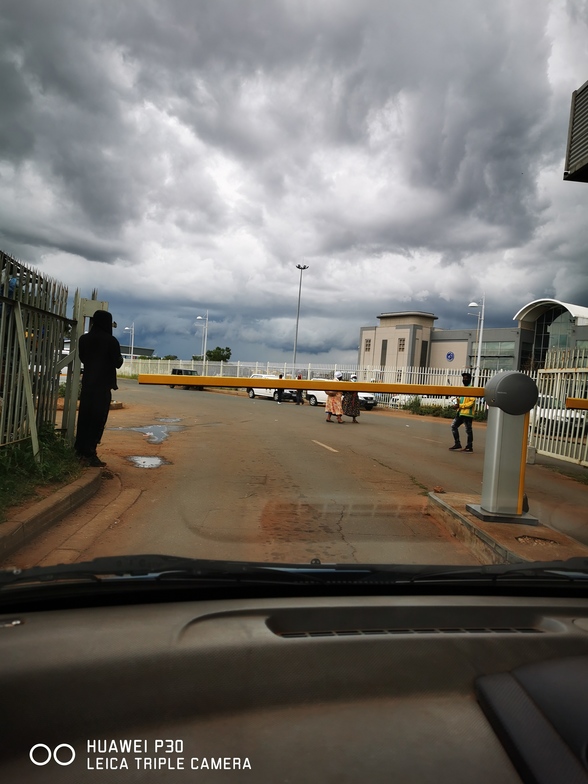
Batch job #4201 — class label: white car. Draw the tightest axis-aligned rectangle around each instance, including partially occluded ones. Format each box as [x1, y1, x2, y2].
[529, 395, 587, 435]
[305, 379, 377, 410]
[246, 374, 294, 402]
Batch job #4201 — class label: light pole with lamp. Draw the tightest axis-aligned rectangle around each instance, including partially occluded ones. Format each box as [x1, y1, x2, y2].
[196, 311, 209, 374]
[124, 323, 135, 369]
[468, 296, 485, 387]
[292, 264, 309, 371]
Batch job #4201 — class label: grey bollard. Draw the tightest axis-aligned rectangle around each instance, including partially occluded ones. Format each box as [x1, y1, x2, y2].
[466, 372, 539, 524]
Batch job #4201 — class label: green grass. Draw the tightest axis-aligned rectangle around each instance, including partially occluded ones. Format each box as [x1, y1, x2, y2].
[0, 424, 82, 523]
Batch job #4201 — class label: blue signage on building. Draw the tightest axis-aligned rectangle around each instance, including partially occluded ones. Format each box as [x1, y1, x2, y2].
[446, 351, 455, 362]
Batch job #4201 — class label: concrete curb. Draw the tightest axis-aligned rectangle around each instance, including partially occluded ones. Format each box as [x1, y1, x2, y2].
[428, 491, 588, 564]
[0, 469, 103, 561]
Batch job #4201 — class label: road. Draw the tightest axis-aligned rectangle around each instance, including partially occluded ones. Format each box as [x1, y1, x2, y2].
[8, 379, 588, 567]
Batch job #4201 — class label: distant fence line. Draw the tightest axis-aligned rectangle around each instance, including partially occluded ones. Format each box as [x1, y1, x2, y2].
[119, 358, 494, 386]
[119, 358, 500, 412]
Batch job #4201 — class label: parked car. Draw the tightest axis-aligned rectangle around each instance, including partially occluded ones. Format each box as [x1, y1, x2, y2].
[169, 368, 203, 390]
[305, 379, 377, 410]
[246, 374, 294, 402]
[529, 394, 587, 435]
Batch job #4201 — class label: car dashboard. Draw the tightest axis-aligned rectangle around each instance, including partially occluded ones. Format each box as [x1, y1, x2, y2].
[2, 591, 588, 783]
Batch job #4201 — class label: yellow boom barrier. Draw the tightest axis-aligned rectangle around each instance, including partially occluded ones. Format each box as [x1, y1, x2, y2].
[138, 374, 485, 398]
[566, 398, 588, 411]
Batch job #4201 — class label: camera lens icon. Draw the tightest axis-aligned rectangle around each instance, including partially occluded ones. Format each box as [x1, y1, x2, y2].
[29, 744, 76, 766]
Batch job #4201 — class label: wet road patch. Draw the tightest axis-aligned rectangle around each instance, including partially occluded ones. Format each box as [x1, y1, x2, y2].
[110, 423, 184, 444]
[127, 456, 171, 469]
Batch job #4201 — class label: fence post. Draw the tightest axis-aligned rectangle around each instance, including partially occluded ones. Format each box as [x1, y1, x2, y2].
[13, 302, 40, 461]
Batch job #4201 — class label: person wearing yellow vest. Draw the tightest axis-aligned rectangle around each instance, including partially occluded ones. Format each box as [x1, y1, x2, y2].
[449, 371, 476, 453]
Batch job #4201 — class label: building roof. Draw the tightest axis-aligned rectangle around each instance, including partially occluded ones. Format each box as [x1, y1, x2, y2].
[377, 311, 438, 320]
[514, 299, 588, 326]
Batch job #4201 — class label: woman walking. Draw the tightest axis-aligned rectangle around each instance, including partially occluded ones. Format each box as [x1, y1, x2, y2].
[326, 371, 344, 423]
[342, 374, 360, 423]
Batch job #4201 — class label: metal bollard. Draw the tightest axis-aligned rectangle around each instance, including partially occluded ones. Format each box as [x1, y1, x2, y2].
[466, 372, 539, 525]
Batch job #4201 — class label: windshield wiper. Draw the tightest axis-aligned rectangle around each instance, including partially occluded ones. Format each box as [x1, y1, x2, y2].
[0, 554, 376, 590]
[1, 555, 588, 590]
[404, 559, 588, 584]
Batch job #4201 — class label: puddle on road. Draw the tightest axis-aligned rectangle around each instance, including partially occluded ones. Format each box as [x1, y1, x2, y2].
[127, 456, 170, 469]
[110, 423, 185, 444]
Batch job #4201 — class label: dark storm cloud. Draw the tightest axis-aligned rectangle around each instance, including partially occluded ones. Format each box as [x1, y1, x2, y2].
[0, 0, 586, 360]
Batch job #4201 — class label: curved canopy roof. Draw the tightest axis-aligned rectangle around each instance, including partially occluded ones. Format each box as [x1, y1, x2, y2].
[514, 299, 588, 326]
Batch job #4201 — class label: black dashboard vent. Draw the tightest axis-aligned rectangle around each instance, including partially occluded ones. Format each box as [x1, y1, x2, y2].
[275, 626, 543, 639]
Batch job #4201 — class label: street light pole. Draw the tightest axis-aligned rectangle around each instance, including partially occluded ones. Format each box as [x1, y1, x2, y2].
[124, 323, 135, 366]
[468, 296, 485, 387]
[196, 311, 209, 373]
[293, 264, 309, 370]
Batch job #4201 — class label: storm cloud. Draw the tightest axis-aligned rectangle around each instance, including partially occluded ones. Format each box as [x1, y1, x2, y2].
[0, 0, 587, 360]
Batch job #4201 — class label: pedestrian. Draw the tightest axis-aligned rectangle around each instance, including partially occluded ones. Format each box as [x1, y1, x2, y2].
[449, 371, 476, 452]
[74, 309, 123, 467]
[295, 373, 304, 405]
[342, 373, 360, 423]
[325, 371, 344, 423]
[277, 373, 284, 404]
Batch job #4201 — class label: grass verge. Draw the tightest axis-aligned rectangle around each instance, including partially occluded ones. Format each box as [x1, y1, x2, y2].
[0, 425, 82, 523]
[402, 396, 487, 421]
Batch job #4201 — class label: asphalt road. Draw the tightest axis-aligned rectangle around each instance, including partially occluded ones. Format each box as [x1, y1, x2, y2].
[53, 380, 482, 566]
[51, 378, 582, 565]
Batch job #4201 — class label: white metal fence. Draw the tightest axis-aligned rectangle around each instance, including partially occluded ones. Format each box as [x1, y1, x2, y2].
[529, 363, 588, 467]
[119, 358, 491, 386]
[121, 359, 495, 411]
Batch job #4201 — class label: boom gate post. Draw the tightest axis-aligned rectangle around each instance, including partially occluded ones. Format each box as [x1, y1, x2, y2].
[466, 372, 539, 525]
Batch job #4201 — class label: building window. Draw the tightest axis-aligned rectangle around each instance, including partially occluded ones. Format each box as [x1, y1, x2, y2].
[398, 338, 405, 352]
[364, 338, 371, 353]
[470, 341, 515, 371]
[380, 340, 388, 367]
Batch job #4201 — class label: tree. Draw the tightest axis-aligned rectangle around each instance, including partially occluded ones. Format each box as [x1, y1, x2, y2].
[163, 354, 178, 360]
[192, 355, 203, 361]
[206, 347, 231, 362]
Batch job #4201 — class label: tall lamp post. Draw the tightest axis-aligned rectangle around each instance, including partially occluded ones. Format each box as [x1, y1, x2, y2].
[293, 264, 309, 370]
[196, 311, 209, 374]
[468, 296, 485, 387]
[124, 323, 135, 367]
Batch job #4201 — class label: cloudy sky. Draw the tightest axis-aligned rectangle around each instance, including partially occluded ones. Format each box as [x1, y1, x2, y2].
[1, 0, 587, 362]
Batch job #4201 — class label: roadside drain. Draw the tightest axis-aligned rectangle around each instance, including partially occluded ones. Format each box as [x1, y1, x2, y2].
[127, 456, 170, 469]
[515, 535, 558, 546]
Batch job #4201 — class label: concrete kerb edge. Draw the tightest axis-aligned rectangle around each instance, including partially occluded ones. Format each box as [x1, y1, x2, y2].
[428, 492, 588, 565]
[0, 468, 103, 562]
[428, 492, 528, 565]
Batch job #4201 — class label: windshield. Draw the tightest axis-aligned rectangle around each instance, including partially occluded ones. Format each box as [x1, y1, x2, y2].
[1, 1, 588, 577]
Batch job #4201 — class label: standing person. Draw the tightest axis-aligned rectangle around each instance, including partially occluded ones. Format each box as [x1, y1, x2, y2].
[342, 373, 361, 423]
[295, 374, 304, 405]
[449, 371, 476, 452]
[74, 310, 123, 467]
[325, 371, 344, 423]
[277, 373, 284, 404]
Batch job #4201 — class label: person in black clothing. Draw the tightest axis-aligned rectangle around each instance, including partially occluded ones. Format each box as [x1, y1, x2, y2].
[295, 374, 304, 405]
[74, 310, 123, 467]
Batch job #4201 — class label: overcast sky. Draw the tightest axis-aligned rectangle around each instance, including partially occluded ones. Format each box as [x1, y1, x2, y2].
[1, 0, 587, 362]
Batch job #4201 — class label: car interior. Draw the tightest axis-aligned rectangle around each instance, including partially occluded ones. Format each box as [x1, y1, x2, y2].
[2, 586, 588, 783]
